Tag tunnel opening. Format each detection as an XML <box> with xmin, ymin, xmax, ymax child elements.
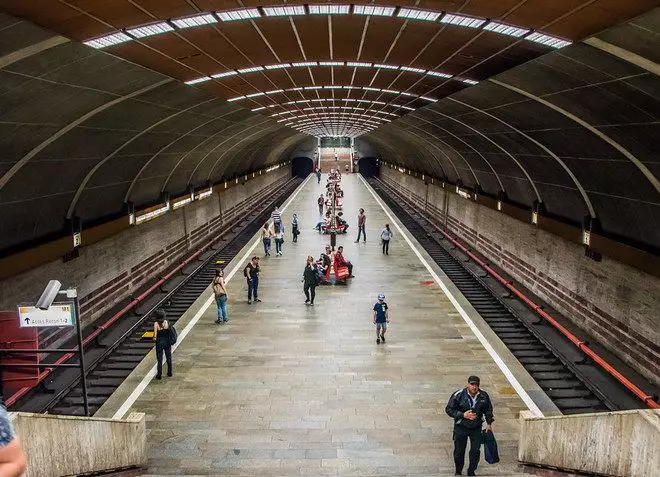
<box><xmin>357</xmin><ymin>157</ymin><xmax>380</xmax><ymax>178</ymax></box>
<box><xmin>292</xmin><ymin>157</ymin><xmax>314</xmax><ymax>178</ymax></box>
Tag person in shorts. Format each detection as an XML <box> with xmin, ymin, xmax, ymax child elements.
<box><xmin>373</xmin><ymin>293</ymin><xmax>389</xmax><ymax>344</ymax></box>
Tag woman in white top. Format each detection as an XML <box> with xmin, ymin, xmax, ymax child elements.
<box><xmin>381</xmin><ymin>224</ymin><xmax>393</xmax><ymax>255</ymax></box>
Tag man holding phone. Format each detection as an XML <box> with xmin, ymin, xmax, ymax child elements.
<box><xmin>445</xmin><ymin>375</ymin><xmax>494</xmax><ymax>476</ymax></box>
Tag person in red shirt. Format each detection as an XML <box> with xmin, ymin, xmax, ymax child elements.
<box><xmin>334</xmin><ymin>246</ymin><xmax>354</xmax><ymax>278</ymax></box>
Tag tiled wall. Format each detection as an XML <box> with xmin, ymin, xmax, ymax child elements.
<box><xmin>381</xmin><ymin>168</ymin><xmax>660</xmax><ymax>387</ymax></box>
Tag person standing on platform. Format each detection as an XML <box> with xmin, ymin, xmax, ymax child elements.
<box><xmin>244</xmin><ymin>256</ymin><xmax>261</xmax><ymax>304</ymax></box>
<box><xmin>372</xmin><ymin>293</ymin><xmax>389</xmax><ymax>344</ymax></box>
<box><xmin>274</xmin><ymin>224</ymin><xmax>284</xmax><ymax>256</ymax></box>
<box><xmin>0</xmin><ymin>403</ymin><xmax>27</xmax><ymax>477</ymax></box>
<box><xmin>445</xmin><ymin>375</ymin><xmax>494</xmax><ymax>476</ymax></box>
<box><xmin>302</xmin><ymin>255</ymin><xmax>319</xmax><ymax>306</ymax></box>
<box><xmin>153</xmin><ymin>309</ymin><xmax>173</xmax><ymax>379</ymax></box>
<box><xmin>261</xmin><ymin>222</ymin><xmax>272</xmax><ymax>257</ymax></box>
<box><xmin>381</xmin><ymin>224</ymin><xmax>393</xmax><ymax>255</ymax></box>
<box><xmin>213</xmin><ymin>269</ymin><xmax>228</xmax><ymax>324</ymax></box>
<box><xmin>316</xmin><ymin>168</ymin><xmax>321</xmax><ymax>184</ymax></box>
<box><xmin>355</xmin><ymin>208</ymin><xmax>366</xmax><ymax>243</ymax></box>
<box><xmin>292</xmin><ymin>214</ymin><xmax>300</xmax><ymax>243</ymax></box>
<box><xmin>317</xmin><ymin>194</ymin><xmax>325</xmax><ymax>215</ymax></box>
<box><xmin>271</xmin><ymin>205</ymin><xmax>281</xmax><ymax>228</ymax></box>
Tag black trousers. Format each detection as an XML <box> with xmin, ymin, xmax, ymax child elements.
<box><xmin>318</xmin><ymin>204</ymin><xmax>323</xmax><ymax>214</ymax></box>
<box><xmin>453</xmin><ymin>426</ymin><xmax>481</xmax><ymax>474</ymax></box>
<box><xmin>247</xmin><ymin>277</ymin><xmax>259</xmax><ymax>300</ymax></box>
<box><xmin>304</xmin><ymin>283</ymin><xmax>316</xmax><ymax>303</ymax></box>
<box><xmin>382</xmin><ymin>239</ymin><xmax>390</xmax><ymax>254</ymax></box>
<box><xmin>357</xmin><ymin>225</ymin><xmax>366</xmax><ymax>241</ymax></box>
<box><xmin>156</xmin><ymin>341</ymin><xmax>172</xmax><ymax>377</ymax></box>
<box><xmin>346</xmin><ymin>262</ymin><xmax>353</xmax><ymax>276</ymax></box>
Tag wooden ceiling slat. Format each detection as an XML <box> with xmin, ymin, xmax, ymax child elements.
<box><xmin>332</xmin><ymin>16</ymin><xmax>368</xmax><ymax>60</ymax></box>
<box><xmin>412</xmin><ymin>27</ymin><xmax>479</xmax><ymax>71</ymax></box>
<box><xmin>291</xmin><ymin>16</ymin><xmax>331</xmax><ymax>59</ymax></box>
<box><xmin>384</xmin><ymin>20</ymin><xmax>445</xmax><ymax>66</ymax></box>
<box><xmin>129</xmin><ymin>0</ymin><xmax>196</xmax><ymax>20</ymax></box>
<box><xmin>359</xmin><ymin>18</ymin><xmax>404</xmax><ymax>62</ymax></box>
<box><xmin>177</xmin><ymin>27</ymin><xmax>250</xmax><ymax>70</ymax></box>
<box><xmin>215</xmin><ymin>21</ymin><xmax>280</xmax><ymax>65</ymax></box>
<box><xmin>258</xmin><ymin>19</ymin><xmax>306</xmax><ymax>62</ymax></box>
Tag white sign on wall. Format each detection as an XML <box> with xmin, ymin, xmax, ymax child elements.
<box><xmin>18</xmin><ymin>303</ymin><xmax>75</xmax><ymax>328</ymax></box>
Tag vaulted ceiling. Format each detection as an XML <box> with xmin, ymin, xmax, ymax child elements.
<box><xmin>0</xmin><ymin>2</ymin><xmax>659</xmax><ymax>255</ymax></box>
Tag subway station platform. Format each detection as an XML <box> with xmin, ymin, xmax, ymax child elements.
<box><xmin>100</xmin><ymin>174</ymin><xmax>553</xmax><ymax>476</ymax></box>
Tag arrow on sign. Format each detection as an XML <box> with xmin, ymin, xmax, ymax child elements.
<box><xmin>24</xmin><ymin>317</ymin><xmax>30</xmax><ymax>324</ymax></box>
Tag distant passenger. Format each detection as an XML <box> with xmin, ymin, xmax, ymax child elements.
<box><xmin>334</xmin><ymin>246</ymin><xmax>354</xmax><ymax>277</ymax></box>
<box><xmin>271</xmin><ymin>205</ymin><xmax>281</xmax><ymax>226</ymax></box>
<box><xmin>355</xmin><ymin>208</ymin><xmax>366</xmax><ymax>243</ymax></box>
<box><xmin>274</xmin><ymin>223</ymin><xmax>284</xmax><ymax>256</ymax></box>
<box><xmin>445</xmin><ymin>375</ymin><xmax>494</xmax><ymax>476</ymax></box>
<box><xmin>380</xmin><ymin>224</ymin><xmax>393</xmax><ymax>255</ymax></box>
<box><xmin>153</xmin><ymin>309</ymin><xmax>173</xmax><ymax>379</ymax></box>
<box><xmin>261</xmin><ymin>222</ymin><xmax>272</xmax><ymax>257</ymax></box>
<box><xmin>291</xmin><ymin>214</ymin><xmax>300</xmax><ymax>243</ymax></box>
<box><xmin>372</xmin><ymin>293</ymin><xmax>389</xmax><ymax>344</ymax></box>
<box><xmin>317</xmin><ymin>194</ymin><xmax>325</xmax><ymax>214</ymax></box>
<box><xmin>302</xmin><ymin>255</ymin><xmax>319</xmax><ymax>306</ymax></box>
<box><xmin>243</xmin><ymin>256</ymin><xmax>261</xmax><ymax>304</ymax></box>
<box><xmin>316</xmin><ymin>169</ymin><xmax>321</xmax><ymax>184</ymax></box>
<box><xmin>345</xmin><ymin>164</ymin><xmax>349</xmax><ymax>173</ymax></box>
<box><xmin>0</xmin><ymin>403</ymin><xmax>27</xmax><ymax>477</ymax></box>
<box><xmin>213</xmin><ymin>269</ymin><xmax>228</xmax><ymax>324</ymax></box>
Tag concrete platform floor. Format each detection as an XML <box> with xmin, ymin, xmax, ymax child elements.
<box><xmin>125</xmin><ymin>174</ymin><xmax>538</xmax><ymax>476</ymax></box>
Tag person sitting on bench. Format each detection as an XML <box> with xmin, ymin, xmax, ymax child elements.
<box><xmin>317</xmin><ymin>246</ymin><xmax>333</xmax><ymax>282</ymax></box>
<box><xmin>334</xmin><ymin>246</ymin><xmax>354</xmax><ymax>278</ymax></box>
<box><xmin>335</xmin><ymin>212</ymin><xmax>349</xmax><ymax>233</ymax></box>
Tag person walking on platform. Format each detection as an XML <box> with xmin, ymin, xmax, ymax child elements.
<box><xmin>381</xmin><ymin>224</ymin><xmax>393</xmax><ymax>255</ymax></box>
<box><xmin>0</xmin><ymin>403</ymin><xmax>27</xmax><ymax>477</ymax></box>
<box><xmin>153</xmin><ymin>309</ymin><xmax>174</xmax><ymax>379</ymax></box>
<box><xmin>292</xmin><ymin>214</ymin><xmax>300</xmax><ymax>243</ymax></box>
<box><xmin>302</xmin><ymin>255</ymin><xmax>319</xmax><ymax>306</ymax></box>
<box><xmin>372</xmin><ymin>293</ymin><xmax>389</xmax><ymax>344</ymax></box>
<box><xmin>271</xmin><ymin>205</ymin><xmax>282</xmax><ymax>227</ymax></box>
<box><xmin>274</xmin><ymin>224</ymin><xmax>284</xmax><ymax>256</ymax></box>
<box><xmin>261</xmin><ymin>222</ymin><xmax>272</xmax><ymax>257</ymax></box>
<box><xmin>213</xmin><ymin>269</ymin><xmax>228</xmax><ymax>324</ymax></box>
<box><xmin>316</xmin><ymin>168</ymin><xmax>321</xmax><ymax>184</ymax></box>
<box><xmin>244</xmin><ymin>256</ymin><xmax>261</xmax><ymax>304</ymax></box>
<box><xmin>355</xmin><ymin>208</ymin><xmax>366</xmax><ymax>243</ymax></box>
<box><xmin>317</xmin><ymin>194</ymin><xmax>325</xmax><ymax>215</ymax></box>
<box><xmin>445</xmin><ymin>375</ymin><xmax>494</xmax><ymax>476</ymax></box>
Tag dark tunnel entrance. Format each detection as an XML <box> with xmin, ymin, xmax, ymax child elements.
<box><xmin>292</xmin><ymin>157</ymin><xmax>314</xmax><ymax>178</ymax></box>
<box><xmin>357</xmin><ymin>157</ymin><xmax>380</xmax><ymax>177</ymax></box>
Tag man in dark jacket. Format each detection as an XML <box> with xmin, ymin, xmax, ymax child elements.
<box><xmin>445</xmin><ymin>375</ymin><xmax>494</xmax><ymax>476</ymax></box>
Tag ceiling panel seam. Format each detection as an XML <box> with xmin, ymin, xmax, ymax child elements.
<box><xmin>0</xmin><ymin>36</ymin><xmax>69</xmax><ymax>69</ymax></box>
<box><xmin>0</xmin><ymin>78</ymin><xmax>172</xmax><ymax>191</ymax></box>
<box><xmin>490</xmin><ymin>79</ymin><xmax>660</xmax><ymax>195</ymax></box>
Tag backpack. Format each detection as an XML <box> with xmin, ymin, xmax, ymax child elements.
<box><xmin>168</xmin><ymin>324</ymin><xmax>178</xmax><ymax>346</ymax></box>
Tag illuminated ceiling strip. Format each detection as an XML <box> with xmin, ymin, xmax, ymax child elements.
<box><xmin>265</xmin><ymin>63</ymin><xmax>290</xmax><ymax>69</ymax></box>
<box><xmin>526</xmin><ymin>32</ymin><xmax>571</xmax><ymax>49</ymax></box>
<box><xmin>84</xmin><ymin>32</ymin><xmax>131</xmax><ymax>49</ymax></box>
<box><xmin>440</xmin><ymin>14</ymin><xmax>486</xmax><ymax>29</ymax></box>
<box><xmin>309</xmin><ymin>4</ymin><xmax>350</xmax><ymax>15</ymax></box>
<box><xmin>217</xmin><ymin>9</ymin><xmax>260</xmax><ymax>21</ymax></box>
<box><xmin>212</xmin><ymin>71</ymin><xmax>237</xmax><ymax>78</ymax></box>
<box><xmin>263</xmin><ymin>6</ymin><xmax>305</xmax><ymax>16</ymax></box>
<box><xmin>353</xmin><ymin>5</ymin><xmax>396</xmax><ymax>16</ymax></box>
<box><xmin>225</xmin><ymin>85</ymin><xmax>438</xmax><ymax>102</ymax></box>
<box><xmin>483</xmin><ymin>21</ymin><xmax>529</xmax><ymax>38</ymax></box>
<box><xmin>171</xmin><ymin>14</ymin><xmax>217</xmax><ymax>28</ymax></box>
<box><xmin>185</xmin><ymin>76</ymin><xmax>211</xmax><ymax>85</ymax></box>
<box><xmin>126</xmin><ymin>22</ymin><xmax>173</xmax><ymax>38</ymax></box>
<box><xmin>398</xmin><ymin>8</ymin><xmax>441</xmax><ymax>21</ymax></box>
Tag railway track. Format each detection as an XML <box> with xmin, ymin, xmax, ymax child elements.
<box><xmin>368</xmin><ymin>177</ymin><xmax>639</xmax><ymax>415</ymax></box>
<box><xmin>12</xmin><ymin>178</ymin><xmax>302</xmax><ymax>416</ymax></box>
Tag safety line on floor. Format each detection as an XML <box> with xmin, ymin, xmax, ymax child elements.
<box><xmin>112</xmin><ymin>174</ymin><xmax>312</xmax><ymax>419</ymax></box>
<box><xmin>358</xmin><ymin>174</ymin><xmax>544</xmax><ymax>417</ymax></box>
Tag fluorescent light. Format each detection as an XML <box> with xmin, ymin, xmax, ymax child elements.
<box><xmin>399</xmin><ymin>91</ymin><xmax>415</xmax><ymax>97</ymax></box>
<box><xmin>399</xmin><ymin>105</ymin><xmax>415</xmax><ymax>111</ymax></box>
<box><xmin>252</xmin><ymin>106</ymin><xmax>266</xmax><ymax>111</ymax></box>
<box><xmin>127</xmin><ymin>22</ymin><xmax>174</xmax><ymax>38</ymax></box>
<box><xmin>483</xmin><ymin>21</ymin><xmax>529</xmax><ymax>37</ymax></box>
<box><xmin>347</xmin><ymin>62</ymin><xmax>372</xmax><ymax>67</ymax></box>
<box><xmin>292</xmin><ymin>87</ymin><xmax>305</xmax><ymax>91</ymax></box>
<box><xmin>304</xmin><ymin>86</ymin><xmax>322</xmax><ymax>90</ymax></box>
<box><xmin>212</xmin><ymin>71</ymin><xmax>237</xmax><ymax>78</ymax></box>
<box><xmin>263</xmin><ymin>6</ymin><xmax>305</xmax><ymax>16</ymax></box>
<box><xmin>426</xmin><ymin>71</ymin><xmax>452</xmax><ymax>78</ymax></box>
<box><xmin>172</xmin><ymin>14</ymin><xmax>217</xmax><ymax>28</ymax></box>
<box><xmin>135</xmin><ymin>204</ymin><xmax>169</xmax><ymax>224</ymax></box>
<box><xmin>246</xmin><ymin>92</ymin><xmax>265</xmax><ymax>98</ymax></box>
<box><xmin>266</xmin><ymin>89</ymin><xmax>284</xmax><ymax>94</ymax></box>
<box><xmin>397</xmin><ymin>8</ymin><xmax>441</xmax><ymax>21</ymax></box>
<box><xmin>363</xmin><ymin>87</ymin><xmax>381</xmax><ymax>92</ymax></box>
<box><xmin>227</xmin><ymin>96</ymin><xmax>245</xmax><ymax>102</ymax></box>
<box><xmin>172</xmin><ymin>197</ymin><xmax>192</xmax><ymax>209</ymax></box>
<box><xmin>462</xmin><ymin>79</ymin><xmax>479</xmax><ymax>85</ymax></box>
<box><xmin>353</xmin><ymin>5</ymin><xmax>395</xmax><ymax>16</ymax></box>
<box><xmin>320</xmin><ymin>61</ymin><xmax>344</xmax><ymax>66</ymax></box>
<box><xmin>401</xmin><ymin>66</ymin><xmax>426</xmax><ymax>73</ymax></box>
<box><xmin>381</xmin><ymin>89</ymin><xmax>401</xmax><ymax>94</ymax></box>
<box><xmin>265</xmin><ymin>63</ymin><xmax>291</xmax><ymax>69</ymax></box>
<box><xmin>525</xmin><ymin>32</ymin><xmax>571</xmax><ymax>49</ymax></box>
<box><xmin>238</xmin><ymin>66</ymin><xmax>264</xmax><ymax>73</ymax></box>
<box><xmin>292</xmin><ymin>62</ymin><xmax>318</xmax><ymax>67</ymax></box>
<box><xmin>84</xmin><ymin>32</ymin><xmax>132</xmax><ymax>49</ymax></box>
<box><xmin>324</xmin><ymin>85</ymin><xmax>343</xmax><ymax>89</ymax></box>
<box><xmin>185</xmin><ymin>76</ymin><xmax>211</xmax><ymax>85</ymax></box>
<box><xmin>309</xmin><ymin>5</ymin><xmax>350</xmax><ymax>14</ymax></box>
<box><xmin>440</xmin><ymin>14</ymin><xmax>486</xmax><ymax>29</ymax></box>
<box><xmin>371</xmin><ymin>101</ymin><xmax>386</xmax><ymax>105</ymax></box>
<box><xmin>420</xmin><ymin>96</ymin><xmax>437</xmax><ymax>102</ymax></box>
<box><xmin>217</xmin><ymin>9</ymin><xmax>260</xmax><ymax>21</ymax></box>
<box><xmin>374</xmin><ymin>64</ymin><xmax>399</xmax><ymax>70</ymax></box>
